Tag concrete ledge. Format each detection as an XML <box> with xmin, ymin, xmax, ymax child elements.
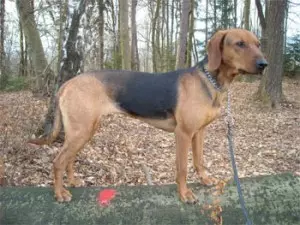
<box><xmin>1</xmin><ymin>173</ymin><xmax>300</xmax><ymax>225</ymax></box>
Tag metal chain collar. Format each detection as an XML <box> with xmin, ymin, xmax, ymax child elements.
<box><xmin>203</xmin><ymin>67</ymin><xmax>222</xmax><ymax>91</ymax></box>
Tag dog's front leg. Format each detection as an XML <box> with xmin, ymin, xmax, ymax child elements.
<box><xmin>175</xmin><ymin>127</ymin><xmax>197</xmax><ymax>203</ymax></box>
<box><xmin>192</xmin><ymin>129</ymin><xmax>217</xmax><ymax>186</ymax></box>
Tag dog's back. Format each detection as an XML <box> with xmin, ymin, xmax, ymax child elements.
<box><xmin>90</xmin><ymin>68</ymin><xmax>196</xmax><ymax>119</ymax></box>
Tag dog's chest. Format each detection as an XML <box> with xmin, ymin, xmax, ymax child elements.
<box><xmin>199</xmin><ymin>95</ymin><xmax>223</xmax><ymax>127</ymax></box>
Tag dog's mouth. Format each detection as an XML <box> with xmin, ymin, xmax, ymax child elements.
<box><xmin>238</xmin><ymin>68</ymin><xmax>265</xmax><ymax>75</ymax></box>
<box><xmin>238</xmin><ymin>69</ymin><xmax>247</xmax><ymax>74</ymax></box>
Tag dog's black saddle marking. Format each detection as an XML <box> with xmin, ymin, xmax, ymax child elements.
<box><xmin>98</xmin><ymin>68</ymin><xmax>196</xmax><ymax>119</ymax></box>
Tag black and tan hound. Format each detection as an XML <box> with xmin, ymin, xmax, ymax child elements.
<box><xmin>29</xmin><ymin>29</ymin><xmax>267</xmax><ymax>203</ymax></box>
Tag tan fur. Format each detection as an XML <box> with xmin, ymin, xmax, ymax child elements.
<box><xmin>29</xmin><ymin>29</ymin><xmax>266</xmax><ymax>203</ymax></box>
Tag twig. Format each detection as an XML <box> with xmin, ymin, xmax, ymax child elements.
<box><xmin>141</xmin><ymin>164</ymin><xmax>153</xmax><ymax>185</ymax></box>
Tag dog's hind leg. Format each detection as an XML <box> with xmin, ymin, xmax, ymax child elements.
<box><xmin>66</xmin><ymin>156</ymin><xmax>83</xmax><ymax>187</ymax></box>
<box><xmin>66</xmin><ymin>119</ymin><xmax>101</xmax><ymax>188</ymax></box>
<box><xmin>53</xmin><ymin>133</ymin><xmax>90</xmax><ymax>202</ymax></box>
<box><xmin>53</xmin><ymin>113</ymin><xmax>103</xmax><ymax>202</ymax></box>
<box><xmin>52</xmin><ymin>75</ymin><xmax>121</xmax><ymax>202</ymax></box>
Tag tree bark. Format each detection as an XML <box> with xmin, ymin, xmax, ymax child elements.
<box><xmin>152</xmin><ymin>0</ymin><xmax>161</xmax><ymax>72</ymax></box>
<box><xmin>243</xmin><ymin>0</ymin><xmax>250</xmax><ymax>30</ymax></box>
<box><xmin>213</xmin><ymin>0</ymin><xmax>217</xmax><ymax>31</ymax></box>
<box><xmin>56</xmin><ymin>0</ymin><xmax>68</xmax><ymax>75</ymax></box>
<box><xmin>255</xmin><ymin>0</ymin><xmax>267</xmax><ymax>53</ymax></box>
<box><xmin>109</xmin><ymin>0</ymin><xmax>120</xmax><ymax>69</ymax></box>
<box><xmin>186</xmin><ymin>0</ymin><xmax>194</xmax><ymax>68</ymax></box>
<box><xmin>233</xmin><ymin>0</ymin><xmax>237</xmax><ymax>27</ymax></box>
<box><xmin>119</xmin><ymin>0</ymin><xmax>130</xmax><ymax>70</ymax></box>
<box><xmin>257</xmin><ymin>0</ymin><xmax>287</xmax><ymax>107</ymax></box>
<box><xmin>16</xmin><ymin>0</ymin><xmax>54</xmax><ymax>93</ymax></box>
<box><xmin>175</xmin><ymin>0</ymin><xmax>191</xmax><ymax>69</ymax></box>
<box><xmin>19</xmin><ymin>20</ymin><xmax>26</xmax><ymax>77</ymax></box>
<box><xmin>98</xmin><ymin>0</ymin><xmax>104</xmax><ymax>69</ymax></box>
<box><xmin>131</xmin><ymin>0</ymin><xmax>139</xmax><ymax>71</ymax></box>
<box><xmin>0</xmin><ymin>0</ymin><xmax>7</xmax><ymax>89</ymax></box>
<box><xmin>165</xmin><ymin>0</ymin><xmax>170</xmax><ymax>71</ymax></box>
<box><xmin>2</xmin><ymin>174</ymin><xmax>299</xmax><ymax>225</ymax></box>
<box><xmin>221</xmin><ymin>0</ymin><xmax>228</xmax><ymax>29</ymax></box>
<box><xmin>205</xmin><ymin>0</ymin><xmax>208</xmax><ymax>46</ymax></box>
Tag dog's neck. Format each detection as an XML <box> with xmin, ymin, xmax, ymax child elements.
<box><xmin>197</xmin><ymin>56</ymin><xmax>239</xmax><ymax>92</ymax></box>
<box><xmin>212</xmin><ymin>64</ymin><xmax>239</xmax><ymax>90</ymax></box>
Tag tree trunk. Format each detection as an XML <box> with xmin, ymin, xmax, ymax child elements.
<box><xmin>186</xmin><ymin>0</ymin><xmax>194</xmax><ymax>68</ymax></box>
<box><xmin>243</xmin><ymin>0</ymin><xmax>250</xmax><ymax>30</ymax></box>
<box><xmin>161</xmin><ymin>0</ymin><xmax>165</xmax><ymax>71</ymax></box>
<box><xmin>233</xmin><ymin>0</ymin><xmax>237</xmax><ymax>27</ymax></box>
<box><xmin>255</xmin><ymin>0</ymin><xmax>267</xmax><ymax>53</ymax></box>
<box><xmin>16</xmin><ymin>0</ymin><xmax>54</xmax><ymax>93</ymax></box>
<box><xmin>221</xmin><ymin>0</ymin><xmax>228</xmax><ymax>29</ymax></box>
<box><xmin>131</xmin><ymin>0</ymin><xmax>139</xmax><ymax>71</ymax></box>
<box><xmin>213</xmin><ymin>0</ymin><xmax>217</xmax><ymax>31</ymax></box>
<box><xmin>98</xmin><ymin>0</ymin><xmax>104</xmax><ymax>69</ymax></box>
<box><xmin>257</xmin><ymin>0</ymin><xmax>287</xmax><ymax>107</ymax></box>
<box><xmin>175</xmin><ymin>0</ymin><xmax>190</xmax><ymax>69</ymax></box>
<box><xmin>0</xmin><ymin>0</ymin><xmax>7</xmax><ymax>89</ymax></box>
<box><xmin>205</xmin><ymin>0</ymin><xmax>208</xmax><ymax>46</ymax></box>
<box><xmin>110</xmin><ymin>0</ymin><xmax>120</xmax><ymax>69</ymax></box>
<box><xmin>56</xmin><ymin>0</ymin><xmax>68</xmax><ymax>75</ymax></box>
<box><xmin>38</xmin><ymin>0</ymin><xmax>87</xmax><ymax>136</ymax></box>
<box><xmin>165</xmin><ymin>0</ymin><xmax>170</xmax><ymax>71</ymax></box>
<box><xmin>19</xmin><ymin>20</ymin><xmax>26</xmax><ymax>77</ymax></box>
<box><xmin>283</xmin><ymin>3</ymin><xmax>289</xmax><ymax>55</ymax></box>
<box><xmin>2</xmin><ymin>174</ymin><xmax>300</xmax><ymax>225</ymax></box>
<box><xmin>152</xmin><ymin>0</ymin><xmax>161</xmax><ymax>72</ymax></box>
<box><xmin>170</xmin><ymin>0</ymin><xmax>174</xmax><ymax>55</ymax></box>
<box><xmin>119</xmin><ymin>0</ymin><xmax>130</xmax><ymax>70</ymax></box>
<box><xmin>156</xmin><ymin>2</ymin><xmax>161</xmax><ymax>71</ymax></box>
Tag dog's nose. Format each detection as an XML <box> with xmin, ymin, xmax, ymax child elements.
<box><xmin>256</xmin><ymin>59</ymin><xmax>268</xmax><ymax>70</ymax></box>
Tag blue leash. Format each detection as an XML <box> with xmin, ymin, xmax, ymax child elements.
<box><xmin>226</xmin><ymin>90</ymin><xmax>252</xmax><ymax>225</ymax></box>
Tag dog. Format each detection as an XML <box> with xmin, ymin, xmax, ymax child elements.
<box><xmin>29</xmin><ymin>29</ymin><xmax>267</xmax><ymax>203</ymax></box>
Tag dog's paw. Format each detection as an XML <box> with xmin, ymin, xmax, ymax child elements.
<box><xmin>55</xmin><ymin>188</ymin><xmax>72</xmax><ymax>202</ymax></box>
<box><xmin>67</xmin><ymin>178</ymin><xmax>84</xmax><ymax>187</ymax></box>
<box><xmin>199</xmin><ymin>174</ymin><xmax>218</xmax><ymax>186</ymax></box>
<box><xmin>179</xmin><ymin>188</ymin><xmax>198</xmax><ymax>204</ymax></box>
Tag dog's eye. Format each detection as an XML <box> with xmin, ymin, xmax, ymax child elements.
<box><xmin>236</xmin><ymin>41</ymin><xmax>246</xmax><ymax>48</ymax></box>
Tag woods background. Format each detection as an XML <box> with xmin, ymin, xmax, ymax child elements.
<box><xmin>0</xmin><ymin>0</ymin><xmax>299</xmax><ymax>104</ymax></box>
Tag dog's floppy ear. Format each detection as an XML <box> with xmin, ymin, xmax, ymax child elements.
<box><xmin>207</xmin><ymin>30</ymin><xmax>227</xmax><ymax>71</ymax></box>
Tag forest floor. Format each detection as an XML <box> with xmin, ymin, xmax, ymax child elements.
<box><xmin>0</xmin><ymin>78</ymin><xmax>299</xmax><ymax>187</ymax></box>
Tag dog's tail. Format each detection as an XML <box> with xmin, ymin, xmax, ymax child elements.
<box><xmin>28</xmin><ymin>101</ymin><xmax>62</xmax><ymax>145</ymax></box>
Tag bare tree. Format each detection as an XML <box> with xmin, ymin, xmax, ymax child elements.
<box><xmin>0</xmin><ymin>0</ymin><xmax>6</xmax><ymax>89</ymax></box>
<box><xmin>18</xmin><ymin>20</ymin><xmax>27</xmax><ymax>77</ymax></box>
<box><xmin>98</xmin><ymin>0</ymin><xmax>105</xmax><ymax>69</ymax></box>
<box><xmin>119</xmin><ymin>0</ymin><xmax>130</xmax><ymax>69</ymax></box>
<box><xmin>186</xmin><ymin>0</ymin><xmax>194</xmax><ymax>67</ymax></box>
<box><xmin>16</xmin><ymin>0</ymin><xmax>54</xmax><ymax>93</ymax></box>
<box><xmin>175</xmin><ymin>0</ymin><xmax>191</xmax><ymax>69</ymax></box>
<box><xmin>255</xmin><ymin>0</ymin><xmax>267</xmax><ymax>53</ymax></box>
<box><xmin>56</xmin><ymin>0</ymin><xmax>68</xmax><ymax>75</ymax></box>
<box><xmin>152</xmin><ymin>0</ymin><xmax>161</xmax><ymax>72</ymax></box>
<box><xmin>131</xmin><ymin>0</ymin><xmax>139</xmax><ymax>71</ymax></box>
<box><xmin>243</xmin><ymin>0</ymin><xmax>250</xmax><ymax>30</ymax></box>
<box><xmin>257</xmin><ymin>0</ymin><xmax>288</xmax><ymax>107</ymax></box>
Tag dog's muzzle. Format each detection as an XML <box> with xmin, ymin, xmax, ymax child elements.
<box><xmin>256</xmin><ymin>59</ymin><xmax>268</xmax><ymax>71</ymax></box>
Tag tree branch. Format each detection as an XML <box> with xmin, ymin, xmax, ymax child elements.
<box><xmin>255</xmin><ymin>0</ymin><xmax>266</xmax><ymax>29</ymax></box>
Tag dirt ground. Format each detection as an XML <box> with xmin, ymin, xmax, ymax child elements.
<box><xmin>0</xmin><ymin>78</ymin><xmax>299</xmax><ymax>187</ymax></box>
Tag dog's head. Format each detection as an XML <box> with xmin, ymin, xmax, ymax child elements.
<box><xmin>207</xmin><ymin>29</ymin><xmax>268</xmax><ymax>74</ymax></box>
